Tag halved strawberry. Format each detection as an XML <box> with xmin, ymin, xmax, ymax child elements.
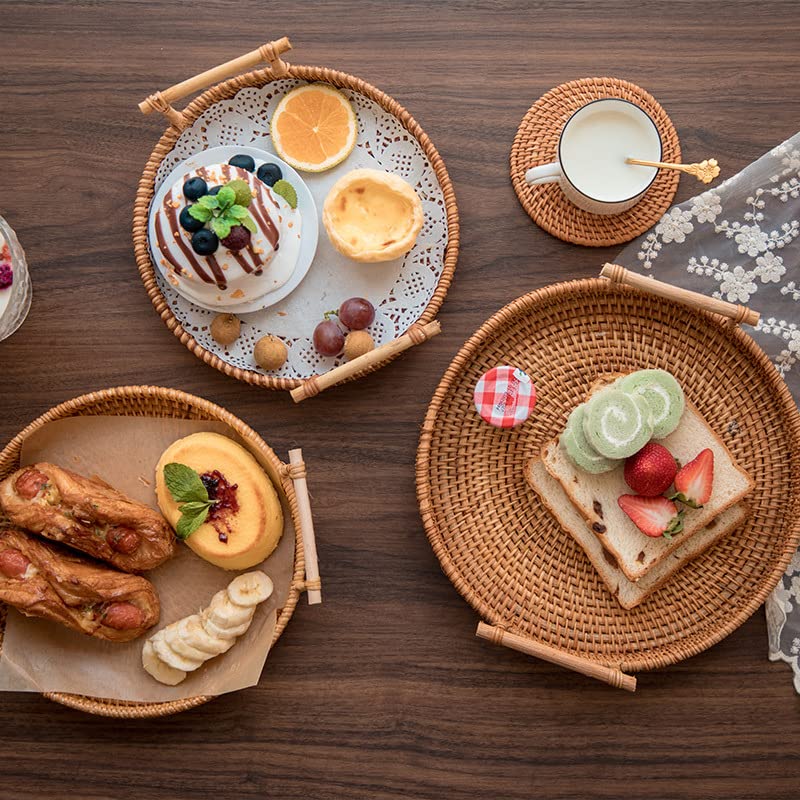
<box><xmin>618</xmin><ymin>495</ymin><xmax>685</xmax><ymax>539</ymax></box>
<box><xmin>671</xmin><ymin>448</ymin><xmax>714</xmax><ymax>508</ymax></box>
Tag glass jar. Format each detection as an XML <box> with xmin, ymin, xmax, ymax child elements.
<box><xmin>0</xmin><ymin>215</ymin><xmax>32</xmax><ymax>341</ymax></box>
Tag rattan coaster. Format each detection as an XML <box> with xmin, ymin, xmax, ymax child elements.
<box><xmin>510</xmin><ymin>77</ymin><xmax>681</xmax><ymax>247</ymax></box>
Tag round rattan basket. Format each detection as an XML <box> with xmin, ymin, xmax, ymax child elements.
<box><xmin>0</xmin><ymin>386</ymin><xmax>306</xmax><ymax>717</ymax></box>
<box><xmin>416</xmin><ymin>276</ymin><xmax>800</xmax><ymax>676</ymax></box>
<box><xmin>133</xmin><ymin>38</ymin><xmax>459</xmax><ymax>393</ymax></box>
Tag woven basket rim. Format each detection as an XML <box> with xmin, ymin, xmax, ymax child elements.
<box><xmin>416</xmin><ymin>277</ymin><xmax>800</xmax><ymax>673</ymax></box>
<box><xmin>0</xmin><ymin>385</ymin><xmax>306</xmax><ymax>717</ymax></box>
<box><xmin>132</xmin><ymin>62</ymin><xmax>460</xmax><ymax>390</ymax></box>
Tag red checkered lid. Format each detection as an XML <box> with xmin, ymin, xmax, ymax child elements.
<box><xmin>473</xmin><ymin>365</ymin><xmax>536</xmax><ymax>428</ymax></box>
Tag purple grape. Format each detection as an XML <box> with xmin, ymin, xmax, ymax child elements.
<box><xmin>313</xmin><ymin>320</ymin><xmax>345</xmax><ymax>356</ymax></box>
<box><xmin>338</xmin><ymin>297</ymin><xmax>375</xmax><ymax>330</ymax></box>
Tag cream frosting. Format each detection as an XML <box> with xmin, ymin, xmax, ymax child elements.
<box><xmin>153</xmin><ymin>164</ymin><xmax>302</xmax><ymax>309</ymax></box>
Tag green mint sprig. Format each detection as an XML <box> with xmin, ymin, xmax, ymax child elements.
<box><xmin>163</xmin><ymin>462</ymin><xmax>215</xmax><ymax>539</ymax></box>
<box><xmin>188</xmin><ymin>183</ymin><xmax>258</xmax><ymax>241</ymax></box>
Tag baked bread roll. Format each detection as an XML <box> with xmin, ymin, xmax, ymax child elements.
<box><xmin>0</xmin><ymin>463</ymin><xmax>176</xmax><ymax>572</ymax></box>
<box><xmin>0</xmin><ymin>528</ymin><xmax>160</xmax><ymax>642</ymax></box>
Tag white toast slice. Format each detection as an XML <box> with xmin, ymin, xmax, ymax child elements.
<box><xmin>526</xmin><ymin>458</ymin><xmax>749</xmax><ymax>609</ymax></box>
<box><xmin>541</xmin><ymin>378</ymin><xmax>754</xmax><ymax>582</ymax></box>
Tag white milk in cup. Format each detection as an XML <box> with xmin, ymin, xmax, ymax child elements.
<box><xmin>525</xmin><ymin>98</ymin><xmax>662</xmax><ymax>215</ymax></box>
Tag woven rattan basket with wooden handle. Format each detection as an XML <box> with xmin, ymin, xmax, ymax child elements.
<box><xmin>133</xmin><ymin>37</ymin><xmax>459</xmax><ymax>400</ymax></box>
<box><xmin>0</xmin><ymin>386</ymin><xmax>319</xmax><ymax>717</ymax></box>
<box><xmin>417</xmin><ymin>266</ymin><xmax>800</xmax><ymax>690</ymax></box>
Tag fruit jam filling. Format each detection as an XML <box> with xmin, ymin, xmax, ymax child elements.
<box><xmin>201</xmin><ymin>470</ymin><xmax>239</xmax><ymax>543</ymax></box>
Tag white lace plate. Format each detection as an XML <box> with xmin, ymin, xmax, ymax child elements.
<box><xmin>149</xmin><ymin>78</ymin><xmax>450</xmax><ymax>381</ymax></box>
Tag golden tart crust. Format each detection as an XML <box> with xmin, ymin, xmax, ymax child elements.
<box><xmin>322</xmin><ymin>169</ymin><xmax>424</xmax><ymax>263</ymax></box>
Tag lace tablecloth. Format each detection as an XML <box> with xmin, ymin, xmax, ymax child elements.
<box><xmin>616</xmin><ymin>132</ymin><xmax>800</xmax><ymax>692</ymax></box>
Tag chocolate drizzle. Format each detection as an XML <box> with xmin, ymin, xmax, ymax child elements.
<box><xmin>161</xmin><ymin>197</ymin><xmax>216</xmax><ymax>285</ymax></box>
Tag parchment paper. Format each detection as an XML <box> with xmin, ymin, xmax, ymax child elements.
<box><xmin>0</xmin><ymin>416</ymin><xmax>296</xmax><ymax>702</ymax></box>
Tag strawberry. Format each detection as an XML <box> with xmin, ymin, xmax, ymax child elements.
<box><xmin>671</xmin><ymin>448</ymin><xmax>714</xmax><ymax>508</ymax></box>
<box><xmin>624</xmin><ymin>443</ymin><xmax>678</xmax><ymax>497</ymax></box>
<box><xmin>618</xmin><ymin>495</ymin><xmax>685</xmax><ymax>539</ymax></box>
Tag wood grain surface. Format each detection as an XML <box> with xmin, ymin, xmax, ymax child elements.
<box><xmin>1</xmin><ymin>1</ymin><xmax>799</xmax><ymax>798</ymax></box>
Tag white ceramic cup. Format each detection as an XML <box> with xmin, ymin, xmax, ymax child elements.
<box><xmin>525</xmin><ymin>98</ymin><xmax>663</xmax><ymax>215</ymax></box>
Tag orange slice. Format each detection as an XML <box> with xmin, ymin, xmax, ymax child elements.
<box><xmin>270</xmin><ymin>84</ymin><xmax>358</xmax><ymax>173</ymax></box>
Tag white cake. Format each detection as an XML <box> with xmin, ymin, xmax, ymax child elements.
<box><xmin>152</xmin><ymin>163</ymin><xmax>302</xmax><ymax>309</ymax></box>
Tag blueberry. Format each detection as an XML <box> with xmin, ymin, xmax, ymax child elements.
<box><xmin>183</xmin><ymin>177</ymin><xmax>208</xmax><ymax>201</ymax></box>
<box><xmin>191</xmin><ymin>229</ymin><xmax>219</xmax><ymax>256</ymax></box>
<box><xmin>179</xmin><ymin>206</ymin><xmax>205</xmax><ymax>233</ymax></box>
<box><xmin>228</xmin><ymin>154</ymin><xmax>256</xmax><ymax>172</ymax></box>
<box><xmin>256</xmin><ymin>162</ymin><xmax>283</xmax><ymax>187</ymax></box>
<box><xmin>208</xmin><ymin>185</ymin><xmax>222</xmax><ymax>196</ymax></box>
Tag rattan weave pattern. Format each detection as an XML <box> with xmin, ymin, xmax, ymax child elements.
<box><xmin>133</xmin><ymin>64</ymin><xmax>459</xmax><ymax>390</ymax></box>
<box><xmin>0</xmin><ymin>386</ymin><xmax>305</xmax><ymax>717</ymax></box>
<box><xmin>417</xmin><ymin>279</ymin><xmax>800</xmax><ymax>673</ymax></box>
<box><xmin>510</xmin><ymin>77</ymin><xmax>681</xmax><ymax>247</ymax></box>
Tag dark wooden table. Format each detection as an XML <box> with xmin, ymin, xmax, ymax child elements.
<box><xmin>1</xmin><ymin>1</ymin><xmax>799</xmax><ymax>798</ymax></box>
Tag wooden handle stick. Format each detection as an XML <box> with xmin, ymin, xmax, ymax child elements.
<box><xmin>287</xmin><ymin>449</ymin><xmax>321</xmax><ymax>605</ymax></box>
<box><xmin>600</xmin><ymin>263</ymin><xmax>759</xmax><ymax>327</ymax></box>
<box><xmin>138</xmin><ymin>38</ymin><xmax>292</xmax><ymax>128</ymax></box>
<box><xmin>290</xmin><ymin>320</ymin><xmax>442</xmax><ymax>403</ymax></box>
<box><xmin>476</xmin><ymin>622</ymin><xmax>637</xmax><ymax>692</ymax></box>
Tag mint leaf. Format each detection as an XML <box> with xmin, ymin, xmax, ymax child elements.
<box><xmin>163</xmin><ymin>462</ymin><xmax>209</xmax><ymax>504</ymax></box>
<box><xmin>241</xmin><ymin>213</ymin><xmax>257</xmax><ymax>234</ymax></box>
<box><xmin>217</xmin><ymin>186</ymin><xmax>235</xmax><ymax>210</ymax></box>
<box><xmin>176</xmin><ymin>505</ymin><xmax>209</xmax><ymax>540</ymax></box>
<box><xmin>228</xmin><ymin>204</ymin><xmax>249</xmax><ymax>220</ymax></box>
<box><xmin>197</xmin><ymin>195</ymin><xmax>219</xmax><ymax>210</ymax></box>
<box><xmin>188</xmin><ymin>204</ymin><xmax>212</xmax><ymax>222</ymax></box>
<box><xmin>211</xmin><ymin>217</ymin><xmax>232</xmax><ymax>239</ymax></box>
<box><xmin>179</xmin><ymin>499</ymin><xmax>213</xmax><ymax>515</ymax></box>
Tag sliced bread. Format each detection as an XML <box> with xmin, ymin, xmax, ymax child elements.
<box><xmin>541</xmin><ymin>381</ymin><xmax>754</xmax><ymax>582</ymax></box>
<box><xmin>526</xmin><ymin>458</ymin><xmax>749</xmax><ymax>609</ymax></box>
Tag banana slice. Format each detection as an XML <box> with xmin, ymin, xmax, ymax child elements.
<box><xmin>163</xmin><ymin>621</ymin><xmax>212</xmax><ymax>663</ymax></box>
<box><xmin>206</xmin><ymin>593</ymin><xmax>255</xmax><ymax>629</ymax></box>
<box><xmin>152</xmin><ymin>630</ymin><xmax>204</xmax><ymax>672</ymax></box>
<box><xmin>179</xmin><ymin>614</ymin><xmax>233</xmax><ymax>656</ymax></box>
<box><xmin>142</xmin><ymin>640</ymin><xmax>186</xmax><ymax>686</ymax></box>
<box><xmin>202</xmin><ymin>610</ymin><xmax>252</xmax><ymax>641</ymax></box>
<box><xmin>227</xmin><ymin>571</ymin><xmax>274</xmax><ymax>607</ymax></box>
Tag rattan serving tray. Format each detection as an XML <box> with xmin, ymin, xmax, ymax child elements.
<box><xmin>0</xmin><ymin>386</ymin><xmax>318</xmax><ymax>717</ymax></box>
<box><xmin>417</xmin><ymin>267</ymin><xmax>800</xmax><ymax>687</ymax></box>
<box><xmin>133</xmin><ymin>37</ymin><xmax>459</xmax><ymax>401</ymax></box>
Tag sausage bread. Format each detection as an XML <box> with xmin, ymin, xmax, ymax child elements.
<box><xmin>0</xmin><ymin>527</ymin><xmax>159</xmax><ymax>642</ymax></box>
<box><xmin>0</xmin><ymin>463</ymin><xmax>176</xmax><ymax>572</ymax></box>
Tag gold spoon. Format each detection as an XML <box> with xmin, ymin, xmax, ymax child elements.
<box><xmin>626</xmin><ymin>157</ymin><xmax>720</xmax><ymax>184</ymax></box>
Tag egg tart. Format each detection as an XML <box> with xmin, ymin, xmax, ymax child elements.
<box><xmin>322</xmin><ymin>169</ymin><xmax>423</xmax><ymax>263</ymax></box>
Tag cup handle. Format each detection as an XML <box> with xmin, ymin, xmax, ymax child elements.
<box><xmin>525</xmin><ymin>161</ymin><xmax>562</xmax><ymax>185</ymax></box>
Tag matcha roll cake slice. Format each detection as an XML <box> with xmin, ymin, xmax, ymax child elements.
<box><xmin>582</xmin><ymin>389</ymin><xmax>654</xmax><ymax>459</ymax></box>
<box><xmin>561</xmin><ymin>405</ymin><xmax>620</xmax><ymax>474</ymax></box>
<box><xmin>616</xmin><ymin>369</ymin><xmax>685</xmax><ymax>439</ymax></box>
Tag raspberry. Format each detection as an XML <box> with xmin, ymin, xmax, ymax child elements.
<box><xmin>0</xmin><ymin>263</ymin><xmax>13</xmax><ymax>290</ymax></box>
<box><xmin>220</xmin><ymin>226</ymin><xmax>251</xmax><ymax>252</ymax></box>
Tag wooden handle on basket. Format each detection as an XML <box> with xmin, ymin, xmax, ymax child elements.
<box><xmin>600</xmin><ymin>263</ymin><xmax>760</xmax><ymax>327</ymax></box>
<box><xmin>285</xmin><ymin>449</ymin><xmax>321</xmax><ymax>605</ymax></box>
<box><xmin>138</xmin><ymin>37</ymin><xmax>293</xmax><ymax>130</ymax></box>
<box><xmin>290</xmin><ymin>320</ymin><xmax>442</xmax><ymax>403</ymax></box>
<box><xmin>476</xmin><ymin>622</ymin><xmax>637</xmax><ymax>692</ymax></box>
